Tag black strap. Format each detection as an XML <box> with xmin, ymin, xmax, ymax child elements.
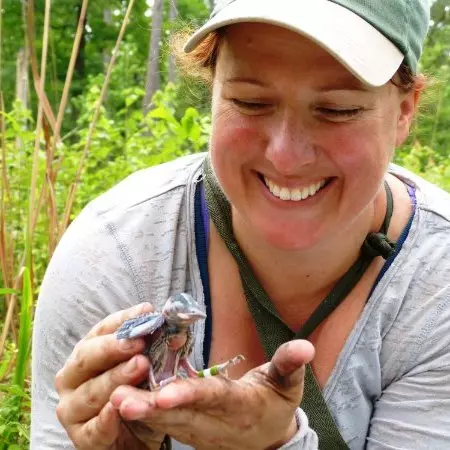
<box><xmin>160</xmin><ymin>434</ymin><xmax>172</xmax><ymax>449</ymax></box>
<box><xmin>296</xmin><ymin>182</ymin><xmax>395</xmax><ymax>341</ymax></box>
<box><xmin>203</xmin><ymin>156</ymin><xmax>395</xmax><ymax>449</ymax></box>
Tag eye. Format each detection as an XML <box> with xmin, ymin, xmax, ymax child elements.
<box><xmin>231</xmin><ymin>99</ymin><xmax>271</xmax><ymax>110</ymax></box>
<box><xmin>316</xmin><ymin>107</ymin><xmax>362</xmax><ymax>121</ymax></box>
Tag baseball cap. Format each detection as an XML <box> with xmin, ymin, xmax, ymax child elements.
<box><xmin>184</xmin><ymin>0</ymin><xmax>430</xmax><ymax>87</ymax></box>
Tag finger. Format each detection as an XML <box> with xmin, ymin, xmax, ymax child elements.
<box><xmin>56</xmin><ymin>334</ymin><xmax>146</xmax><ymax>391</ymax></box>
<box><xmin>112</xmin><ymin>375</ymin><xmax>237</xmax><ymax>413</ymax></box>
<box><xmin>114</xmin><ymin>389</ymin><xmax>201</xmax><ymax>431</ymax></box>
<box><xmin>78</xmin><ymin>401</ymin><xmax>122</xmax><ymax>449</ymax></box>
<box><xmin>268</xmin><ymin>340</ymin><xmax>315</xmax><ymax>389</ymax></box>
<box><xmin>155</xmin><ymin>376</ymin><xmax>236</xmax><ymax>410</ymax></box>
<box><xmin>60</xmin><ymin>354</ymin><xmax>150</xmax><ymax>424</ymax></box>
<box><xmin>86</xmin><ymin>302</ymin><xmax>154</xmax><ymax>339</ymax></box>
<box><xmin>110</xmin><ymin>384</ymin><xmax>157</xmax><ymax>417</ymax></box>
<box><xmin>120</xmin><ymin>403</ymin><xmax>240</xmax><ymax>449</ymax></box>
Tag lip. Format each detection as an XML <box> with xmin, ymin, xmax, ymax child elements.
<box><xmin>257</xmin><ymin>172</ymin><xmax>334</xmax><ymax>205</ymax></box>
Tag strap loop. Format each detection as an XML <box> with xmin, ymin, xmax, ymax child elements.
<box><xmin>363</xmin><ymin>232</ymin><xmax>397</xmax><ymax>259</ymax></box>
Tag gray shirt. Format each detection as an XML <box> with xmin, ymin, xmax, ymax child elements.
<box><xmin>31</xmin><ymin>153</ymin><xmax>450</xmax><ymax>449</ymax></box>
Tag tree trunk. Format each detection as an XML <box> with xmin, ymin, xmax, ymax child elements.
<box><xmin>16</xmin><ymin>0</ymin><xmax>29</xmax><ymax>108</ymax></box>
<box><xmin>15</xmin><ymin>47</ymin><xmax>29</xmax><ymax>109</ymax></box>
<box><xmin>143</xmin><ymin>0</ymin><xmax>163</xmax><ymax>115</ymax></box>
<box><xmin>74</xmin><ymin>1</ymin><xmax>87</xmax><ymax>88</ymax></box>
<box><xmin>15</xmin><ymin>46</ymin><xmax>29</xmax><ymax>149</ymax></box>
<box><xmin>207</xmin><ymin>0</ymin><xmax>215</xmax><ymax>13</ymax></box>
<box><xmin>168</xmin><ymin>0</ymin><xmax>178</xmax><ymax>83</ymax></box>
<box><xmin>103</xmin><ymin>8</ymin><xmax>112</xmax><ymax>69</ymax></box>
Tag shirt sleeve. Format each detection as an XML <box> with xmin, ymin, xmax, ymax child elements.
<box><xmin>278</xmin><ymin>408</ymin><xmax>319</xmax><ymax>449</ymax></box>
<box><xmin>30</xmin><ymin>206</ymin><xmax>143</xmax><ymax>449</ymax></box>
<box><xmin>367</xmin><ymin>287</ymin><xmax>450</xmax><ymax>449</ymax></box>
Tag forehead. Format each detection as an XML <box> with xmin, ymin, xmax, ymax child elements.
<box><xmin>216</xmin><ymin>23</ymin><xmax>369</xmax><ymax>90</ymax></box>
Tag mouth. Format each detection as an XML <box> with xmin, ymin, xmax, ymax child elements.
<box><xmin>260</xmin><ymin>174</ymin><xmax>333</xmax><ymax>202</ymax></box>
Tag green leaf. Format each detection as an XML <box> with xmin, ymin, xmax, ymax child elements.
<box><xmin>13</xmin><ymin>267</ymin><xmax>33</xmax><ymax>390</ymax></box>
<box><xmin>0</xmin><ymin>289</ymin><xmax>17</xmax><ymax>295</ymax></box>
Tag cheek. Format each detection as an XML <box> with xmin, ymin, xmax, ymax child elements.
<box><xmin>210</xmin><ymin>112</ymin><xmax>267</xmax><ymax>175</ymax></box>
<box><xmin>319</xmin><ymin>122</ymin><xmax>393</xmax><ymax>176</ymax></box>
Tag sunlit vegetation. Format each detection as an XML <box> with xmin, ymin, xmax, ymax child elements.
<box><xmin>0</xmin><ymin>0</ymin><xmax>449</xmax><ymax>447</ymax></box>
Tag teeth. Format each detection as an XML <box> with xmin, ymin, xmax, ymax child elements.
<box><xmin>264</xmin><ymin>177</ymin><xmax>327</xmax><ymax>202</ymax></box>
<box><xmin>280</xmin><ymin>188</ymin><xmax>290</xmax><ymax>201</ymax></box>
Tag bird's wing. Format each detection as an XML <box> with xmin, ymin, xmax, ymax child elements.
<box><xmin>148</xmin><ymin>331</ymin><xmax>168</xmax><ymax>374</ymax></box>
<box><xmin>116</xmin><ymin>312</ymin><xmax>165</xmax><ymax>339</ymax></box>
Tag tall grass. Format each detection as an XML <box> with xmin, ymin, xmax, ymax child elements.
<box><xmin>13</xmin><ymin>267</ymin><xmax>33</xmax><ymax>390</ymax></box>
<box><xmin>0</xmin><ymin>0</ymin><xmax>136</xmax><ymax>446</ymax></box>
<box><xmin>0</xmin><ymin>1</ymin><xmax>448</xmax><ymax>448</ymax></box>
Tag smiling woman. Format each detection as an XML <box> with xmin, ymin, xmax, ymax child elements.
<box><xmin>203</xmin><ymin>23</ymin><xmax>415</xmax><ymax>252</ymax></box>
<box><xmin>31</xmin><ymin>1</ymin><xmax>450</xmax><ymax>450</ymax></box>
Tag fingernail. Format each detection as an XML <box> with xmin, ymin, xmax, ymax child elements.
<box><xmin>119</xmin><ymin>339</ymin><xmax>137</xmax><ymax>351</ymax></box>
<box><xmin>105</xmin><ymin>401</ymin><xmax>116</xmax><ymax>415</ymax></box>
<box><xmin>141</xmin><ymin>302</ymin><xmax>153</xmax><ymax>309</ymax></box>
<box><xmin>123</xmin><ymin>356</ymin><xmax>137</xmax><ymax>374</ymax></box>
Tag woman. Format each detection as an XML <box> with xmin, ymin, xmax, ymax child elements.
<box><xmin>31</xmin><ymin>0</ymin><xmax>450</xmax><ymax>449</ymax></box>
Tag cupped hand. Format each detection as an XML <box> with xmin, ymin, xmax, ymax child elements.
<box><xmin>110</xmin><ymin>340</ymin><xmax>315</xmax><ymax>450</ymax></box>
<box><xmin>55</xmin><ymin>302</ymin><xmax>165</xmax><ymax>450</ymax></box>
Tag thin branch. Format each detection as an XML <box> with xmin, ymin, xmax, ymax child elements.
<box><xmin>0</xmin><ymin>268</ymin><xmax>24</xmax><ymax>360</ymax></box>
<box><xmin>0</xmin><ymin>351</ymin><xmax>17</xmax><ymax>383</ymax></box>
<box><xmin>0</xmin><ymin>0</ymin><xmax>52</xmax><ymax>359</ymax></box>
<box><xmin>0</xmin><ymin>94</ymin><xmax>10</xmax><ymax>202</ymax></box>
<box><xmin>46</xmin><ymin>172</ymin><xmax>58</xmax><ymax>255</ymax></box>
<box><xmin>28</xmin><ymin>0</ymin><xmax>51</xmax><ymax>247</ymax></box>
<box><xmin>60</xmin><ymin>0</ymin><xmax>137</xmax><ymax>236</ymax></box>
<box><xmin>0</xmin><ymin>0</ymin><xmax>3</xmax><ymax>93</ymax></box>
<box><xmin>26</xmin><ymin>0</ymin><xmax>56</xmax><ymax>133</ymax></box>
<box><xmin>29</xmin><ymin>0</ymin><xmax>90</xmax><ymax>255</ymax></box>
<box><xmin>50</xmin><ymin>0</ymin><xmax>89</xmax><ymax>158</ymax></box>
<box><xmin>0</xmin><ymin>93</ymin><xmax>12</xmax><ymax>291</ymax></box>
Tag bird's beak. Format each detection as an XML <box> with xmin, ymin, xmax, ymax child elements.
<box><xmin>177</xmin><ymin>310</ymin><xmax>206</xmax><ymax>321</ymax></box>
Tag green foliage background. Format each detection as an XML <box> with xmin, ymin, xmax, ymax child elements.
<box><xmin>0</xmin><ymin>0</ymin><xmax>449</xmax><ymax>447</ymax></box>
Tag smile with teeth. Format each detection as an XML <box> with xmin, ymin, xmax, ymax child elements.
<box><xmin>263</xmin><ymin>176</ymin><xmax>327</xmax><ymax>201</ymax></box>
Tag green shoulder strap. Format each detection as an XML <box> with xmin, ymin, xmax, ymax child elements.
<box><xmin>203</xmin><ymin>156</ymin><xmax>395</xmax><ymax>449</ymax></box>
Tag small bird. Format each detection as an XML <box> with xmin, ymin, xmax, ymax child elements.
<box><xmin>117</xmin><ymin>292</ymin><xmax>243</xmax><ymax>390</ymax></box>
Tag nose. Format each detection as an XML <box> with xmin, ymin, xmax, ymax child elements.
<box><xmin>265</xmin><ymin>113</ymin><xmax>317</xmax><ymax>175</ymax></box>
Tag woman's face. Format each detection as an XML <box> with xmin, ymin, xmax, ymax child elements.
<box><xmin>210</xmin><ymin>23</ymin><xmax>417</xmax><ymax>251</ymax></box>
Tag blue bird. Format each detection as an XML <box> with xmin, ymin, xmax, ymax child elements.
<box><xmin>117</xmin><ymin>293</ymin><xmax>206</xmax><ymax>390</ymax></box>
<box><xmin>117</xmin><ymin>293</ymin><xmax>244</xmax><ymax>390</ymax></box>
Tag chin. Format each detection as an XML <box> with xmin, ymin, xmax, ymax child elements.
<box><xmin>259</xmin><ymin>222</ymin><xmax>324</xmax><ymax>252</ymax></box>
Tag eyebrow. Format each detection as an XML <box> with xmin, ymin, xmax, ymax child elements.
<box><xmin>313</xmin><ymin>72</ymin><xmax>373</xmax><ymax>92</ymax></box>
<box><xmin>224</xmin><ymin>77</ymin><xmax>271</xmax><ymax>88</ymax></box>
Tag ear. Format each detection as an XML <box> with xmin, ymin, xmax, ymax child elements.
<box><xmin>395</xmin><ymin>82</ymin><xmax>423</xmax><ymax>147</ymax></box>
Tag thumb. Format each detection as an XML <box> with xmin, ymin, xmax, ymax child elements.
<box><xmin>268</xmin><ymin>340</ymin><xmax>315</xmax><ymax>390</ymax></box>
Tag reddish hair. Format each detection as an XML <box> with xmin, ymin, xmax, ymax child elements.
<box><xmin>172</xmin><ymin>29</ymin><xmax>423</xmax><ymax>92</ymax></box>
